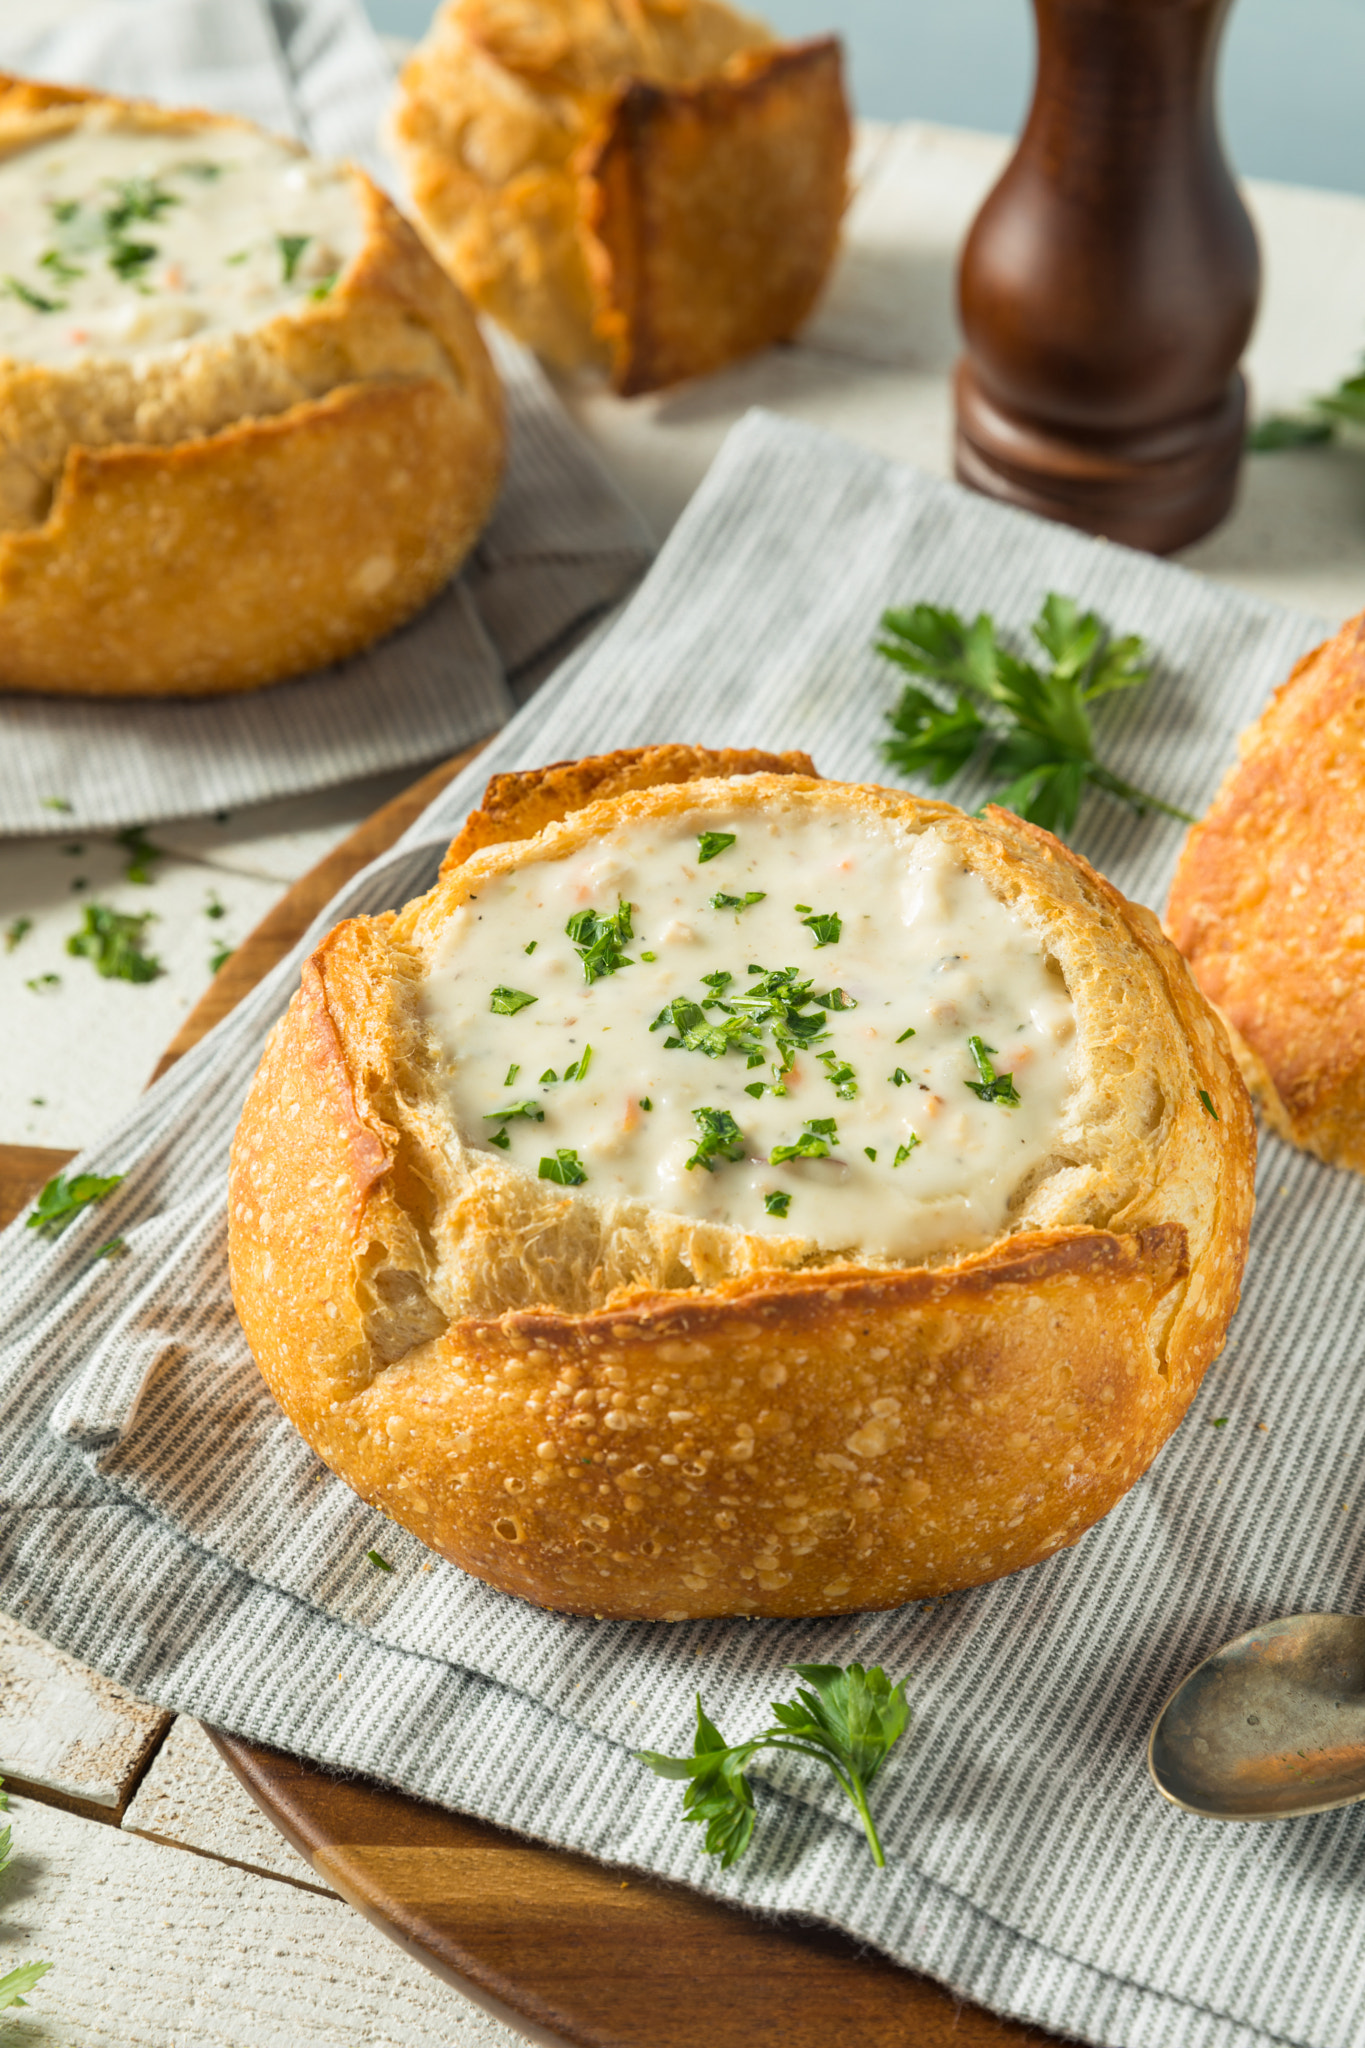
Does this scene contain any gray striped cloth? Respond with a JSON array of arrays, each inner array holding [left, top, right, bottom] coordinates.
[[5, 408, 1362, 2048], [0, 0, 653, 837]]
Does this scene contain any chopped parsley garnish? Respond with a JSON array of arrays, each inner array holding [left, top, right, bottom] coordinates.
[[814, 987, 857, 1011], [490, 985, 537, 1014], [366, 1548, 394, 1571], [893, 1137, 921, 1167], [686, 1107, 747, 1173], [95, 1238, 126, 1261], [524, 940, 538, 955], [697, 832, 736, 864], [539, 1068, 558, 1084], [205, 892, 226, 921], [41, 797, 72, 813], [104, 176, 179, 230], [799, 909, 842, 948], [26, 1169, 125, 1236], [1210, 1416, 1229, 1429], [710, 890, 766, 912], [66, 904, 163, 982], [309, 271, 340, 300], [1198, 1088, 1219, 1120], [4, 917, 31, 952], [226, 249, 249, 265], [640, 951, 657, 961], [4, 276, 64, 312], [566, 900, 635, 983], [116, 824, 163, 885], [965, 1035, 1020, 1106], [25, 973, 59, 993], [209, 940, 233, 974], [889, 1068, 912, 1087], [177, 160, 223, 181], [639, 1097, 653, 1111], [539, 1149, 588, 1186], [50, 199, 79, 225], [864, 1147, 877, 1161], [770, 1117, 837, 1166], [564, 1045, 593, 1082], [504, 1063, 520, 1086], [278, 233, 311, 283], [108, 239, 158, 281], [895, 1026, 917, 1043], [764, 1189, 791, 1217], [819, 1051, 858, 1099], [38, 249, 84, 284], [483, 1100, 545, 1125], [652, 964, 848, 1088], [489, 1129, 511, 1150]]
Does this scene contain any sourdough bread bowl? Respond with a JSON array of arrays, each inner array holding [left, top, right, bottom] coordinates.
[[391, 0, 849, 394], [230, 746, 1256, 1619], [0, 75, 505, 697], [1168, 610, 1365, 1173]]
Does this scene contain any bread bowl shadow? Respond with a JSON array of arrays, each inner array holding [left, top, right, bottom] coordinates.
[[229, 746, 1257, 1620]]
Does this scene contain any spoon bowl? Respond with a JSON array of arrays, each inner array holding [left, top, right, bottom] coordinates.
[[1149, 1614, 1365, 1820]]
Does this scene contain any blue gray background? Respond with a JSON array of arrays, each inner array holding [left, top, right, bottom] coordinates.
[[363, 0, 1365, 197]]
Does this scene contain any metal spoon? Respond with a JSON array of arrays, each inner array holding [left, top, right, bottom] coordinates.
[[1149, 1614, 1365, 1820]]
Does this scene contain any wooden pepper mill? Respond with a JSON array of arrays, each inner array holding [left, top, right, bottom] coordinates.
[[954, 0, 1260, 554]]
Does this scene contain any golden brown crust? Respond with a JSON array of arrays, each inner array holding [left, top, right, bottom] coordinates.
[[580, 38, 849, 395], [0, 85, 505, 696], [1167, 610, 1365, 1171], [231, 759, 1257, 1619], [441, 741, 818, 870], [389, 1, 848, 392]]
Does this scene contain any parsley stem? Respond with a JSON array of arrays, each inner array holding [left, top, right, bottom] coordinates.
[[1085, 764, 1195, 826]]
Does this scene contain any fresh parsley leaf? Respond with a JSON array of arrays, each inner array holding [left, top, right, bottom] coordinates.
[[799, 909, 842, 948], [889, 1067, 912, 1086], [504, 1063, 520, 1086], [176, 159, 223, 181], [66, 903, 164, 982], [965, 1035, 1020, 1107], [524, 940, 538, 955], [116, 824, 163, 884], [878, 593, 1192, 838], [27, 1169, 125, 1236], [864, 1146, 877, 1161], [696, 831, 736, 864], [209, 940, 234, 974], [895, 1026, 916, 1043], [1210, 1416, 1229, 1429], [483, 1099, 546, 1125], [1198, 1088, 1219, 1120], [637, 1662, 911, 1869], [490, 985, 537, 1014], [539, 1068, 558, 1084], [639, 1097, 653, 1111], [103, 175, 178, 231], [278, 233, 311, 282], [38, 248, 84, 283], [108, 238, 158, 280], [366, 1548, 394, 1571], [893, 1137, 920, 1167], [710, 890, 766, 912], [566, 901, 634, 983], [309, 270, 340, 300], [564, 1045, 593, 1082], [0, 1961, 53, 2012], [763, 1189, 791, 1217], [4, 275, 64, 312], [4, 916, 32, 952], [489, 1128, 511, 1150], [686, 1106, 747, 1172], [770, 1118, 837, 1166], [539, 1149, 588, 1186], [1247, 414, 1334, 451], [818, 1050, 858, 1099], [640, 950, 658, 961], [41, 796, 72, 813], [25, 973, 60, 993], [205, 891, 226, 920]]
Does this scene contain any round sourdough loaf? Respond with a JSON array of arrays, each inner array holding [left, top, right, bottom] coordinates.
[[229, 746, 1256, 1619], [0, 76, 504, 696]]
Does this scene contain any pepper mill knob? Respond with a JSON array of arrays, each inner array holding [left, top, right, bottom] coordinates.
[[954, 0, 1261, 554]]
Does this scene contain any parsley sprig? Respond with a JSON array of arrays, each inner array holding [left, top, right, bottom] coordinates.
[[26, 1169, 125, 1235], [637, 1663, 911, 1869], [66, 903, 164, 981], [878, 593, 1192, 838], [1248, 355, 1365, 450]]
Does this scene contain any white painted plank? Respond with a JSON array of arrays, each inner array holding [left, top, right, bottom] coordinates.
[[2, 1794, 535, 2048], [123, 1717, 335, 1896], [0, 1612, 166, 1810]]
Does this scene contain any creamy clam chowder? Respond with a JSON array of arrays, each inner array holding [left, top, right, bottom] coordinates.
[[0, 118, 362, 365], [422, 810, 1078, 1263]]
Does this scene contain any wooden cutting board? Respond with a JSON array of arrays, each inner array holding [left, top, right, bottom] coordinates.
[[0, 748, 1061, 2048]]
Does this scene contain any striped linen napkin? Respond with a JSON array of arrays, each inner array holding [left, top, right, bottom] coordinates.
[[0, 0, 653, 836], [6, 407, 1363, 2048]]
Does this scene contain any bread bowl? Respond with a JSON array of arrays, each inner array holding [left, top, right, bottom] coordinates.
[[0, 75, 505, 697], [1168, 609, 1365, 1173], [229, 745, 1256, 1619], [391, 0, 849, 393]]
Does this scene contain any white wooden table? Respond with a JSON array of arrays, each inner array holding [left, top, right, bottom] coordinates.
[[5, 116, 1365, 2048]]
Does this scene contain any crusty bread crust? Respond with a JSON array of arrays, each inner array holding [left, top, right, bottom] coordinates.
[[1167, 610, 1365, 1172], [230, 751, 1256, 1618], [390, 0, 848, 394], [0, 79, 505, 696]]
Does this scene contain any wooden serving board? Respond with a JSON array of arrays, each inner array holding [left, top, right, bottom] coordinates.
[[1, 748, 1060, 2048]]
